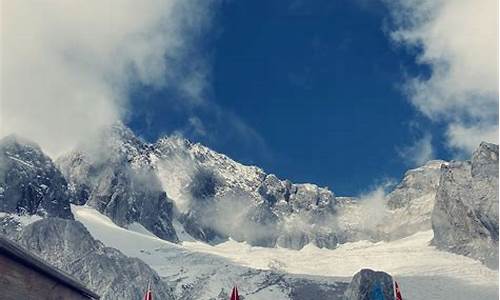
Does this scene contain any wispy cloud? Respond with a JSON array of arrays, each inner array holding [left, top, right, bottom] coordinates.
[[176, 103, 273, 164], [397, 133, 434, 166], [1, 0, 215, 156], [386, 0, 499, 154]]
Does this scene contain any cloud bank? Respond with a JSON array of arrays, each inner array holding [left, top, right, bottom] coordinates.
[[1, 0, 214, 156], [387, 0, 499, 154]]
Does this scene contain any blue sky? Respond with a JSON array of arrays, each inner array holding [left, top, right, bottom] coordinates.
[[126, 0, 448, 196], [6, 1, 494, 197]]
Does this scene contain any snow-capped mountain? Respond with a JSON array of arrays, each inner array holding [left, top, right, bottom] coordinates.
[[0, 124, 498, 300], [0, 134, 178, 299], [57, 123, 339, 249], [57, 124, 179, 243]]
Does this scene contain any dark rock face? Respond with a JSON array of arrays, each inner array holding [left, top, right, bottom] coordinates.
[[53, 123, 497, 258], [14, 218, 175, 300], [153, 135, 339, 249], [57, 124, 179, 243], [259, 177, 340, 249], [344, 269, 395, 300], [56, 151, 95, 206], [55, 125, 339, 249], [86, 165, 178, 242], [0, 135, 73, 219], [188, 168, 220, 201], [286, 277, 348, 300], [432, 142, 499, 268]]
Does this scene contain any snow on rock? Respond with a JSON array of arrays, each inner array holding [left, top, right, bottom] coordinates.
[[335, 160, 447, 243], [0, 135, 73, 219], [382, 160, 447, 239], [73, 205, 498, 300], [183, 230, 498, 300], [432, 142, 499, 268], [57, 124, 340, 249], [56, 123, 179, 243], [71, 205, 348, 300], [153, 133, 338, 249], [2, 216, 175, 300]]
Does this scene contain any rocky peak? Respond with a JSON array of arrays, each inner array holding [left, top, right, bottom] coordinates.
[[471, 142, 498, 179], [155, 134, 193, 153], [56, 124, 179, 243], [0, 135, 73, 219], [387, 159, 447, 209], [432, 142, 499, 268]]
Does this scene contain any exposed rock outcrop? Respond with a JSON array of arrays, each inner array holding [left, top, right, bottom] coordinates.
[[0, 135, 73, 219], [380, 160, 446, 240], [58, 125, 339, 249], [432, 142, 499, 268], [13, 218, 175, 300], [57, 124, 178, 243]]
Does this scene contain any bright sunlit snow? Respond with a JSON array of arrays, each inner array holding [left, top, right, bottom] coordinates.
[[72, 205, 499, 300]]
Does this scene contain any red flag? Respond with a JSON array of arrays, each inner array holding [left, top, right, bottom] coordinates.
[[144, 282, 153, 300], [230, 286, 239, 300], [393, 280, 403, 300]]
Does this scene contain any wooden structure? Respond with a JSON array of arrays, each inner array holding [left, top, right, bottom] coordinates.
[[0, 236, 100, 300]]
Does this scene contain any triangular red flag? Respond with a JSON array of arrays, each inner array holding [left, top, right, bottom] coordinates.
[[144, 282, 153, 300], [230, 286, 239, 300], [394, 280, 403, 300]]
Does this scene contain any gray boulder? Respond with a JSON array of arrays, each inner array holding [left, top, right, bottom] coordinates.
[[0, 135, 73, 219], [432, 142, 499, 268], [344, 269, 394, 300], [14, 218, 175, 300]]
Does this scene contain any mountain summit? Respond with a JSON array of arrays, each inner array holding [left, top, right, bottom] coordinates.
[[0, 125, 498, 299]]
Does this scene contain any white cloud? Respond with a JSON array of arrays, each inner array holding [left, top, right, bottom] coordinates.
[[188, 116, 207, 137], [398, 134, 434, 166], [1, 0, 214, 156], [357, 186, 388, 230], [387, 0, 499, 153], [447, 122, 499, 154]]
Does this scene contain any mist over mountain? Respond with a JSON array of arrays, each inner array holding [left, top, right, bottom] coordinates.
[[0, 124, 498, 299]]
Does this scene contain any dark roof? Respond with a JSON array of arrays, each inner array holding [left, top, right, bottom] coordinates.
[[0, 235, 100, 299]]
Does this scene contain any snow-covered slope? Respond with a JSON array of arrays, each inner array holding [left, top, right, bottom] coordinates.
[[72, 205, 348, 300], [73, 205, 498, 300], [58, 124, 340, 249], [183, 232, 498, 299], [57, 124, 179, 242]]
